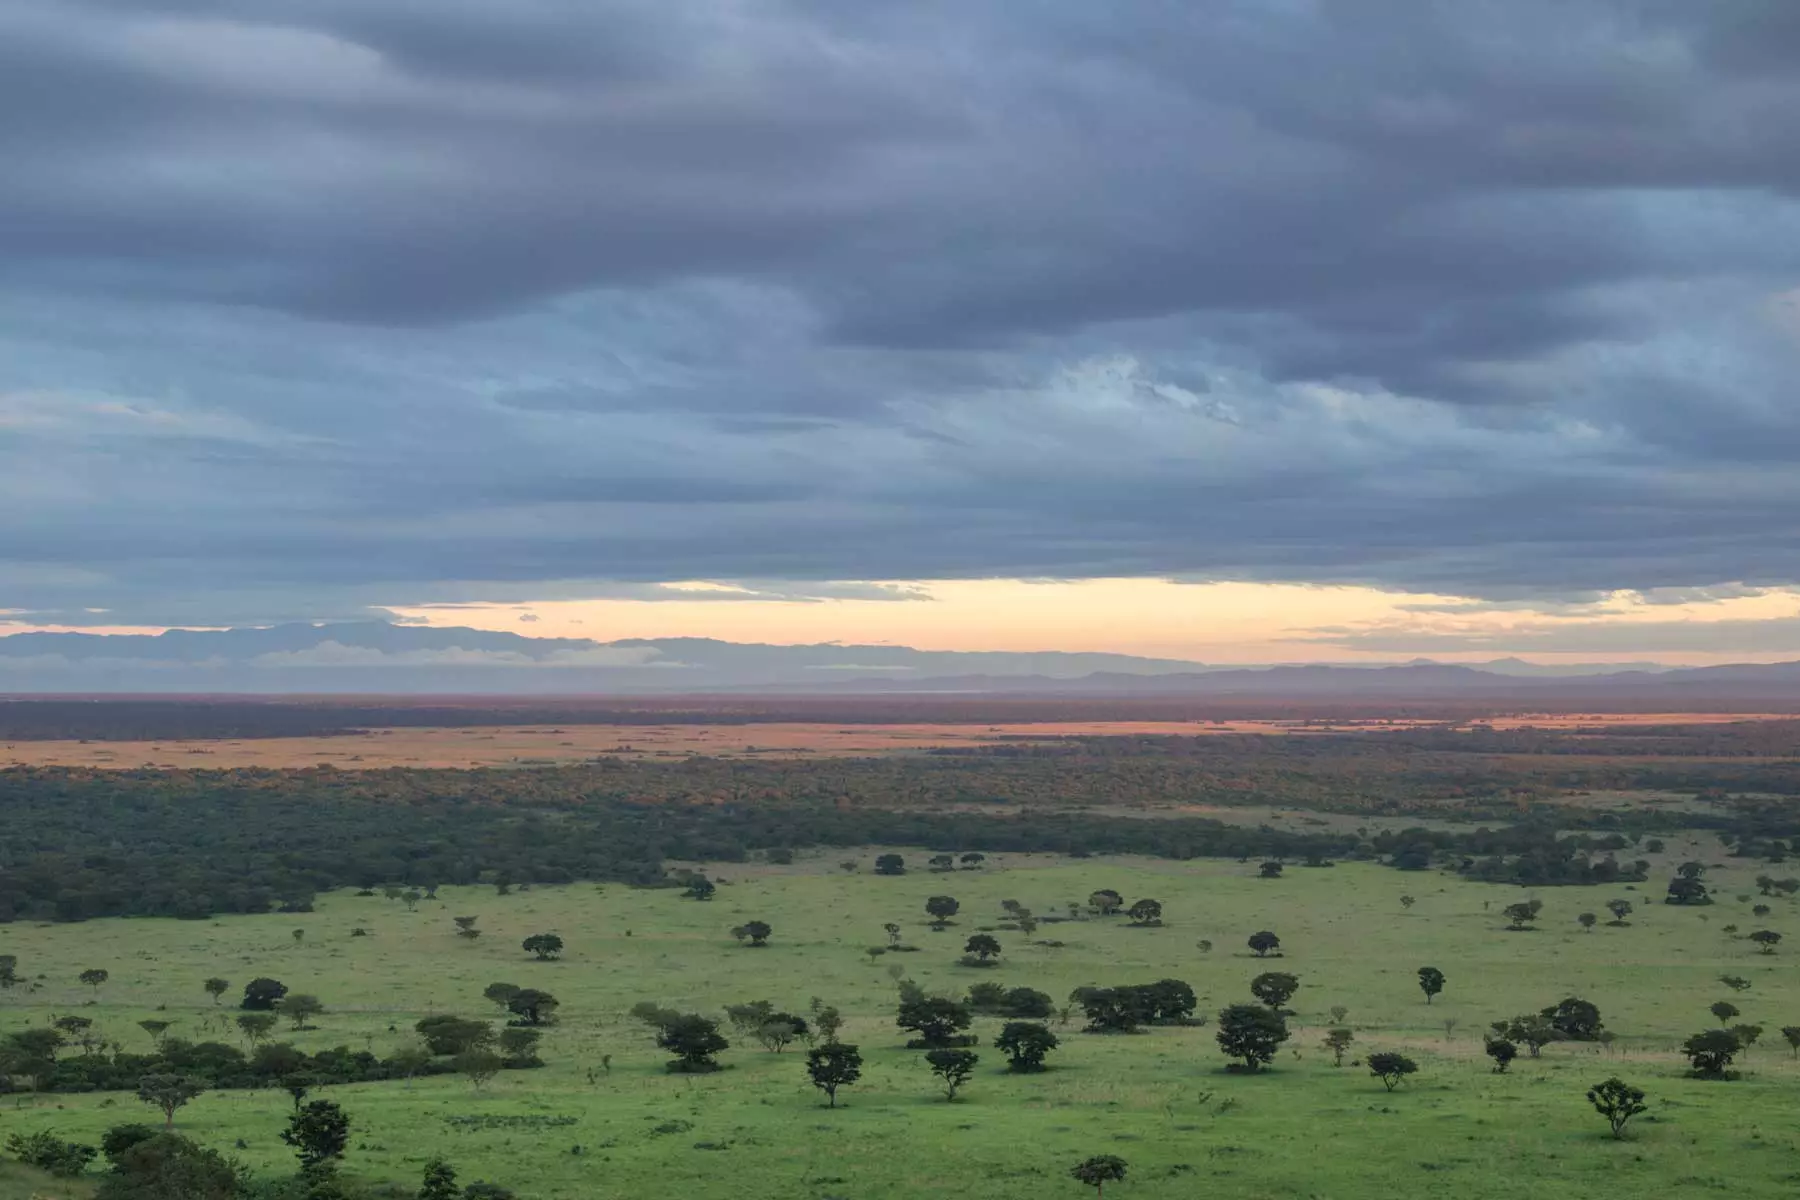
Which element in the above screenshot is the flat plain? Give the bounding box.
[4,838,1797,1199]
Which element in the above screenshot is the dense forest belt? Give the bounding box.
[11,744,1794,921]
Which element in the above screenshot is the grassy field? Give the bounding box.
[3,838,1798,1199]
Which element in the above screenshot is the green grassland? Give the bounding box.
[3,838,1798,1199]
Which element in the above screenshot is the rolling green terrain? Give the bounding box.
[3,839,1797,1199]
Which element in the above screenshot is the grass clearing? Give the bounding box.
[3,850,1798,1198]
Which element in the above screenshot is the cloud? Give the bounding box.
[5,1,1800,627]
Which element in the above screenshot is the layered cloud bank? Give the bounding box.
[5,2,1800,630]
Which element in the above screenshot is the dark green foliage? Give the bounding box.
[1587,1077,1648,1138]
[1070,1154,1128,1196]
[1502,900,1542,930]
[896,997,973,1047]
[496,1028,542,1067]
[926,895,960,927]
[282,1099,350,1170]
[135,1074,206,1128]
[506,988,558,1026]
[1322,1027,1354,1065]
[874,854,906,876]
[753,1014,808,1053]
[804,1043,863,1107]
[1541,997,1604,1041]
[454,1050,504,1089]
[1666,874,1712,905]
[1485,1038,1518,1072]
[1750,929,1782,954]
[241,978,288,1011]
[1259,861,1284,878]
[277,994,324,1030]
[1366,1052,1418,1090]
[1417,966,1445,1003]
[924,1048,978,1100]
[1782,1025,1800,1057]
[994,1022,1059,1071]
[1247,931,1281,957]
[1125,898,1163,925]
[1075,979,1196,1032]
[967,983,1054,1019]
[96,1132,240,1200]
[419,1159,460,1200]
[482,982,520,1011]
[100,1124,162,1166]
[735,920,772,946]
[962,933,1002,964]
[1711,1000,1740,1025]
[1491,1014,1557,1057]
[1087,890,1123,915]
[1683,1028,1743,1077]
[416,1017,495,1056]
[6,1129,97,1177]
[655,1014,729,1071]
[1250,972,1300,1010]
[521,933,563,960]
[683,876,716,901]
[1606,899,1633,924]
[1215,1004,1289,1070]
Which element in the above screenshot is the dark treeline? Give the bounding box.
[6,754,1774,921]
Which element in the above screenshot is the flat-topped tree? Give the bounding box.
[1070,1155,1127,1199]
[897,996,972,1048]
[963,933,1002,965]
[522,933,563,961]
[80,968,109,996]
[1606,899,1634,925]
[1258,861,1284,879]
[733,920,773,947]
[1367,1052,1418,1091]
[1587,1077,1648,1139]
[453,916,480,940]
[1711,1000,1740,1025]
[1126,898,1163,926]
[1247,931,1281,957]
[874,854,906,876]
[1502,900,1542,930]
[484,982,521,1011]
[203,977,229,1005]
[507,988,559,1026]
[1750,929,1782,954]
[1088,890,1123,915]
[136,1074,206,1129]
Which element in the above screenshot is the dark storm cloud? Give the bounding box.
[5,0,1800,631]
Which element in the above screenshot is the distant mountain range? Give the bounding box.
[2,621,1798,699]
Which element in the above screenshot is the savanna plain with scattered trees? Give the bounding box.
[4,715,1800,1198]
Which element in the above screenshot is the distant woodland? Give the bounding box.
[6,721,1800,923]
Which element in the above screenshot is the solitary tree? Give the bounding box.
[138,1019,173,1049]
[754,1013,809,1053]
[1485,1038,1518,1073]
[926,896,961,929]
[897,997,973,1047]
[1502,900,1543,931]
[805,1043,863,1107]
[1578,912,1597,932]
[236,1012,278,1049]
[453,916,481,940]
[960,853,986,869]
[874,854,907,876]
[1367,1052,1418,1091]
[80,968,110,996]
[203,977,230,1005]
[1259,861,1284,879]
[737,920,773,947]
[1400,895,1416,910]
[1247,931,1281,957]
[1417,966,1446,1004]
[883,922,902,947]
[1606,899,1633,925]
[1682,1028,1743,1078]
[1216,1004,1289,1071]
[241,977,289,1011]
[1126,899,1164,926]
[995,1022,1060,1072]
[657,1014,730,1072]
[281,1099,350,1173]
[684,876,716,901]
[1750,929,1782,955]
[963,933,1002,965]
[1782,1025,1800,1058]
[522,933,564,961]
[1070,1155,1128,1198]
[929,853,956,872]
[1250,971,1300,1011]
[276,993,324,1031]
[136,1075,207,1129]
[1322,1027,1355,1066]
[1720,974,1751,992]
[1587,1077,1648,1139]
[925,1048,978,1101]
[1088,890,1124,915]
[1711,1000,1740,1026]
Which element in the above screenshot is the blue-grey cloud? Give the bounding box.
[5,1,1800,627]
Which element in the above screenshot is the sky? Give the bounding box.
[6,0,1800,664]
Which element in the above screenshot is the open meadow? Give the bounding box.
[4,842,1798,1199]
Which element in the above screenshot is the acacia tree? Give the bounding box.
[1367,1052,1418,1091]
[1216,1004,1289,1071]
[1485,1038,1518,1073]
[522,933,564,961]
[1088,890,1123,916]
[1417,966,1445,1004]
[1502,900,1543,931]
[1750,929,1782,955]
[995,1022,1060,1072]
[925,1048,978,1101]
[1711,1000,1741,1026]
[1250,972,1300,1011]
[926,896,961,929]
[1682,1029,1742,1078]
[1782,1025,1800,1058]
[805,1043,863,1107]
[1247,931,1281,957]
[236,1012,278,1049]
[1578,912,1597,932]
[1322,1027,1354,1066]
[453,916,481,940]
[507,988,560,1026]
[1126,899,1163,926]
[733,920,773,947]
[1587,1077,1648,1139]
[897,997,973,1047]
[1258,861,1284,879]
[1399,895,1416,910]
[136,1074,207,1129]
[79,968,110,996]
[657,1014,730,1072]
[963,933,1002,965]
[874,854,906,876]
[203,977,230,1005]
[1606,899,1634,925]
[1070,1155,1128,1198]
[1491,1014,1557,1058]
[276,993,324,1031]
